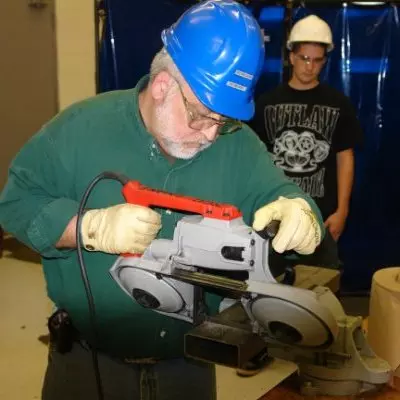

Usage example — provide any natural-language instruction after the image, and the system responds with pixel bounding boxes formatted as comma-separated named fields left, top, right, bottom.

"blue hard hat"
left=161, top=0, right=265, bottom=121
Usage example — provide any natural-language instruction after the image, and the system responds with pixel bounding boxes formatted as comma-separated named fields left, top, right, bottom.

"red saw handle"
left=122, top=180, right=242, bottom=220
left=121, top=180, right=242, bottom=258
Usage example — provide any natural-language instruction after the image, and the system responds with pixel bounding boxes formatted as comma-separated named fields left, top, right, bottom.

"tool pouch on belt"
left=48, top=309, right=78, bottom=354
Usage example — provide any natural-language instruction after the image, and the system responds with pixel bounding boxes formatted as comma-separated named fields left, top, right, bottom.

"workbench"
left=260, top=384, right=400, bottom=400
left=289, top=264, right=341, bottom=293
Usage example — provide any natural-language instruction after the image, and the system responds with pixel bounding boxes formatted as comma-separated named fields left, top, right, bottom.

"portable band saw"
left=108, top=179, right=391, bottom=396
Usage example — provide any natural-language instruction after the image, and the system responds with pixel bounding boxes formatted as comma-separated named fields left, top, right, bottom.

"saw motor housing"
left=111, top=214, right=278, bottom=323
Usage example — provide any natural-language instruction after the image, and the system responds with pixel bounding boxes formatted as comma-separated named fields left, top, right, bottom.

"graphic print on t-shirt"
left=264, top=103, right=340, bottom=198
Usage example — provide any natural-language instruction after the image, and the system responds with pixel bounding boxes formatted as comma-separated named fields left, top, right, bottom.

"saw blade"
left=172, top=268, right=248, bottom=292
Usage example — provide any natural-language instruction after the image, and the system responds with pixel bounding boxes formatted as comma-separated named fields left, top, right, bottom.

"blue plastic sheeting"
left=99, top=2, right=400, bottom=292
left=252, top=5, right=285, bottom=97
left=259, top=6, right=285, bottom=22
left=99, top=2, right=284, bottom=94
left=345, top=59, right=389, bottom=74
left=99, top=1, right=194, bottom=92
left=262, top=59, right=285, bottom=74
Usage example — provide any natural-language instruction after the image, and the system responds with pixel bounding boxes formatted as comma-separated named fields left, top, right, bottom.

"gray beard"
left=158, top=136, right=212, bottom=160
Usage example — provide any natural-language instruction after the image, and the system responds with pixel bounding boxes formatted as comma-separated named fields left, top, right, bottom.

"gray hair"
left=149, top=48, right=183, bottom=85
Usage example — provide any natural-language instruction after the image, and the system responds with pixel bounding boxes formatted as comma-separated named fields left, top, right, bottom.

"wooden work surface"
left=292, top=264, right=341, bottom=292
left=259, top=384, right=400, bottom=400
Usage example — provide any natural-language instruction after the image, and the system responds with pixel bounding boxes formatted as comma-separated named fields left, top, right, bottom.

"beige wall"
left=0, top=2, right=58, bottom=189
left=0, top=1, right=95, bottom=189
left=55, top=0, right=96, bottom=111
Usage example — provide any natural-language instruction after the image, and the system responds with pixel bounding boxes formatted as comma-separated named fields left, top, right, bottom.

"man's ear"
left=151, top=71, right=173, bottom=102
left=289, top=52, right=295, bottom=66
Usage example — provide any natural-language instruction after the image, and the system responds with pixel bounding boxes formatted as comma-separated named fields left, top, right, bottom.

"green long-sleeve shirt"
left=0, top=76, right=324, bottom=358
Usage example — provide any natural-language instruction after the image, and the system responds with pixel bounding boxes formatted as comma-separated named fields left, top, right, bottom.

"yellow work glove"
left=253, top=197, right=321, bottom=255
left=81, top=204, right=162, bottom=254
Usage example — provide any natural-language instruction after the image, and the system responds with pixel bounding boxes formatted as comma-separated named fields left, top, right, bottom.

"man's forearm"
left=336, top=149, right=354, bottom=215
left=55, top=215, right=78, bottom=249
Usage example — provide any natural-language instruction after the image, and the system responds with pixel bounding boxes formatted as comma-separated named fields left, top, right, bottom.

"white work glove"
left=253, top=197, right=322, bottom=255
left=81, top=204, right=162, bottom=254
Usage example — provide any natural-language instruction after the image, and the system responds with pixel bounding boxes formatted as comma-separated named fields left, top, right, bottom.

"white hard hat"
left=287, top=15, right=334, bottom=52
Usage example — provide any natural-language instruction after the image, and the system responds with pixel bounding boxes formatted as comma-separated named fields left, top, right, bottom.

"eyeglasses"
left=174, top=79, right=242, bottom=134
left=295, top=54, right=326, bottom=66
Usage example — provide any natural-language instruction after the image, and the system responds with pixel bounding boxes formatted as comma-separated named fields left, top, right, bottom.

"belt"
left=123, top=357, right=159, bottom=365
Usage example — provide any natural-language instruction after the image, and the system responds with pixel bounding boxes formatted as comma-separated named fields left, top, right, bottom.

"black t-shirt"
left=250, top=83, right=363, bottom=220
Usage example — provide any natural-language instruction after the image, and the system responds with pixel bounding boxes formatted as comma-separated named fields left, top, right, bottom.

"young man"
left=251, top=15, right=363, bottom=267
left=0, top=2, right=324, bottom=399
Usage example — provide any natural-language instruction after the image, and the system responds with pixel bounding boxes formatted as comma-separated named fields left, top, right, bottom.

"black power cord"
left=75, top=171, right=129, bottom=400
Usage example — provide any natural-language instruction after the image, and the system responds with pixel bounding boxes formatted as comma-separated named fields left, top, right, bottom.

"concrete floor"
left=0, top=236, right=371, bottom=400
left=0, top=236, right=52, bottom=400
